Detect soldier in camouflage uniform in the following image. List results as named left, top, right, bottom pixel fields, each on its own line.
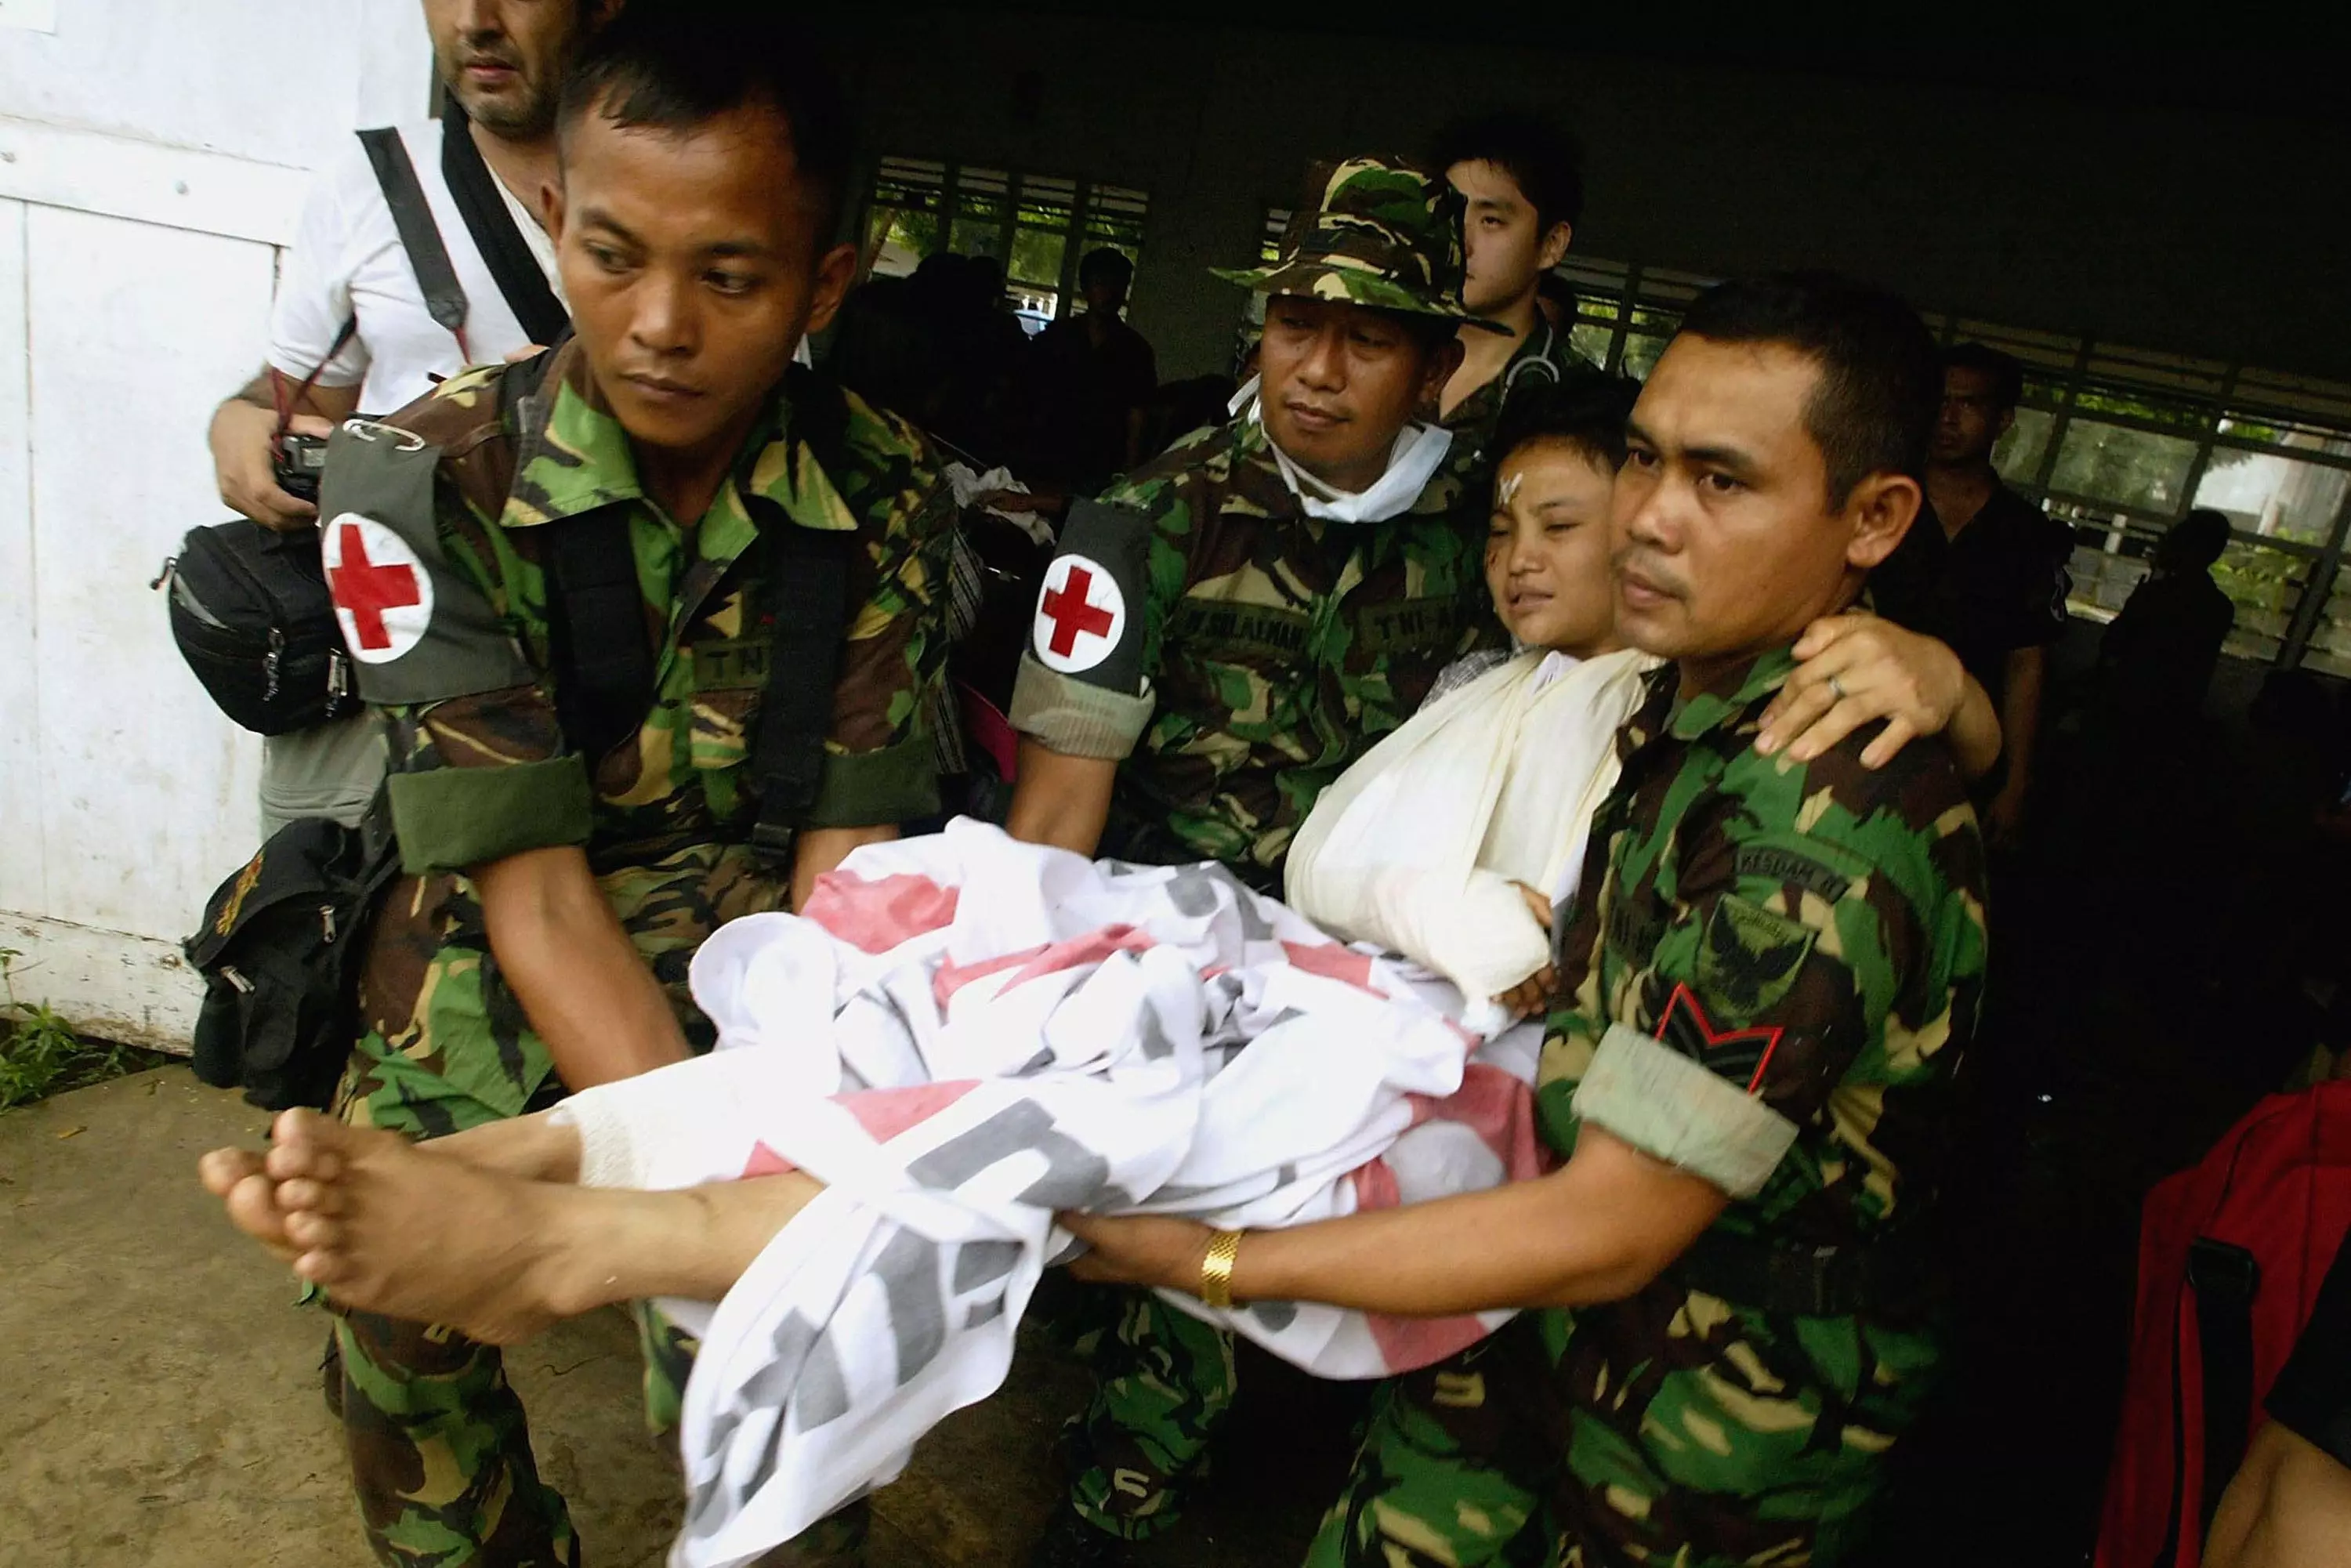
left=1002, top=156, right=1508, bottom=1562
left=1060, top=273, right=1990, bottom=1567
left=311, top=16, right=949, bottom=1565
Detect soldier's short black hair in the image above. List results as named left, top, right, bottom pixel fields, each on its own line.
left=1677, top=273, right=1940, bottom=507
left=1430, top=110, right=1586, bottom=236
left=1942, top=342, right=2026, bottom=411
left=1079, top=248, right=1135, bottom=291
left=556, top=3, right=854, bottom=244
left=1491, top=371, right=1640, bottom=476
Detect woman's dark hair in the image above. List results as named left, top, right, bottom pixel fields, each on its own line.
left=1490, top=370, right=1641, bottom=475
left=556, top=3, right=854, bottom=242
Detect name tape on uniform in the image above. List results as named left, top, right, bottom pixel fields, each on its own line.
left=323, top=512, right=437, bottom=664
left=1031, top=552, right=1128, bottom=675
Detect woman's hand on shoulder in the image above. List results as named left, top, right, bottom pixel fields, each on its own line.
left=1756, top=613, right=1970, bottom=770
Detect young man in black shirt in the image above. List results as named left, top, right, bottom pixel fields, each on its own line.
left=1889, top=342, right=2074, bottom=846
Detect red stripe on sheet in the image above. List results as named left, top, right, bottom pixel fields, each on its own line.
left=800, top=871, right=962, bottom=954
left=837, top=1081, right=982, bottom=1143
left=742, top=1141, right=799, bottom=1178
left=1366, top=1309, right=1494, bottom=1373
left=933, top=925, right=1157, bottom=1009
left=1348, top=1157, right=1401, bottom=1213
left=1427, top=1063, right=1552, bottom=1179
left=1279, top=940, right=1379, bottom=994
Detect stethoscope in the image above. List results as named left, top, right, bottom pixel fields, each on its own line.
left=1498, top=320, right=1565, bottom=397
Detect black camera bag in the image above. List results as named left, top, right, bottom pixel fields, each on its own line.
left=161, top=519, right=359, bottom=735
left=184, top=809, right=399, bottom=1111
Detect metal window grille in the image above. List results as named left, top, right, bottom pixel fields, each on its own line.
left=857, top=155, right=1150, bottom=330
left=1551, top=255, right=2351, bottom=677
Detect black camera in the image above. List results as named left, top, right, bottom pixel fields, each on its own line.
left=273, top=432, right=330, bottom=505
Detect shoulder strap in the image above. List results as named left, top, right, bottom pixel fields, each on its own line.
left=357, top=127, right=468, bottom=343
left=748, top=365, right=862, bottom=854
left=437, top=103, right=570, bottom=348
left=504, top=352, right=657, bottom=768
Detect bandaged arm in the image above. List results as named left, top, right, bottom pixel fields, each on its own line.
left=1312, top=864, right=1552, bottom=1002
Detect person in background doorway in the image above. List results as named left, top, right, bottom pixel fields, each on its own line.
left=206, top=0, right=608, bottom=833
left=1432, top=110, right=1588, bottom=441
left=1911, top=341, right=2075, bottom=846
left=2097, top=506, right=2237, bottom=725
left=1024, top=246, right=1160, bottom=496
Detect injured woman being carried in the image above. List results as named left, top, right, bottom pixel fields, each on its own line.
left=199, top=374, right=1998, bottom=1566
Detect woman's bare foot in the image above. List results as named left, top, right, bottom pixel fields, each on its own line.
left=263, top=1110, right=827, bottom=1343
left=201, top=1109, right=581, bottom=1263
left=412, top=1110, right=583, bottom=1183
left=197, top=1147, right=300, bottom=1264
left=263, top=1109, right=603, bottom=1344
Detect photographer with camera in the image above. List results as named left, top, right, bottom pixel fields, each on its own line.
left=204, top=0, right=607, bottom=829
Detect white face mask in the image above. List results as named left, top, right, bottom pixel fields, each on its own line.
left=1228, top=376, right=1456, bottom=525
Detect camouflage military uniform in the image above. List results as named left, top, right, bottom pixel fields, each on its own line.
left=322, top=339, right=951, bottom=1566
left=1009, top=156, right=1503, bottom=1546
left=1308, top=644, right=1989, bottom=1566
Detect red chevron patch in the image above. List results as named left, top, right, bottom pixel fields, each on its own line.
left=1654, top=983, right=1784, bottom=1095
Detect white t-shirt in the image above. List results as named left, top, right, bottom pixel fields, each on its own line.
left=267, top=118, right=566, bottom=415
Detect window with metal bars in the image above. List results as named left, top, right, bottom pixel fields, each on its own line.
left=1550, top=255, right=2351, bottom=677
left=858, top=156, right=1147, bottom=333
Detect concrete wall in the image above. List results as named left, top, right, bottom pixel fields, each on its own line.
left=826, top=13, right=2351, bottom=387
left=0, top=0, right=426, bottom=1045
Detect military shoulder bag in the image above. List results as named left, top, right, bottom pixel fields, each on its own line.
left=183, top=809, right=400, bottom=1110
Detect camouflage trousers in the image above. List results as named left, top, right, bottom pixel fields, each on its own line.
left=1306, top=1297, right=1943, bottom=1568
left=1052, top=1283, right=1240, bottom=1540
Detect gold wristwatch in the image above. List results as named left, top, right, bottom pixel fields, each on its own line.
left=1198, top=1229, right=1244, bottom=1310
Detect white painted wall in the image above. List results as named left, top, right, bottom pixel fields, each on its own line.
left=0, top=0, right=429, bottom=1047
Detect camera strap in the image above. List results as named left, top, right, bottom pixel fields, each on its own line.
left=439, top=101, right=570, bottom=349
left=357, top=125, right=471, bottom=360
left=268, top=313, right=360, bottom=450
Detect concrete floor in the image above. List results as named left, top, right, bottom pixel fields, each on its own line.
left=0, top=1070, right=1343, bottom=1568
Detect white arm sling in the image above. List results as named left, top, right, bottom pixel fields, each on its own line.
left=1284, top=647, right=1656, bottom=1013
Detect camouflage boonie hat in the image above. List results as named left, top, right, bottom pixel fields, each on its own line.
left=1212, top=154, right=1507, bottom=333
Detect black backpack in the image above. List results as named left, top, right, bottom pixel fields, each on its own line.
left=183, top=812, right=400, bottom=1111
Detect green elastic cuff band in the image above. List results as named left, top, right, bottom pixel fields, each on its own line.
left=1008, top=654, right=1154, bottom=760
left=805, top=729, right=940, bottom=828
left=389, top=755, right=595, bottom=875
left=1570, top=1022, right=1799, bottom=1199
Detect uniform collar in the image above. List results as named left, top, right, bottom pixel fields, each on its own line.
left=1663, top=643, right=1801, bottom=743
left=501, top=340, right=860, bottom=536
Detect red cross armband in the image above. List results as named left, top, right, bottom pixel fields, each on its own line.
left=316, top=418, right=534, bottom=708
left=1030, top=499, right=1153, bottom=697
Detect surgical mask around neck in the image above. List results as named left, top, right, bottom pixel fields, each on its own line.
left=1230, top=378, right=1454, bottom=524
